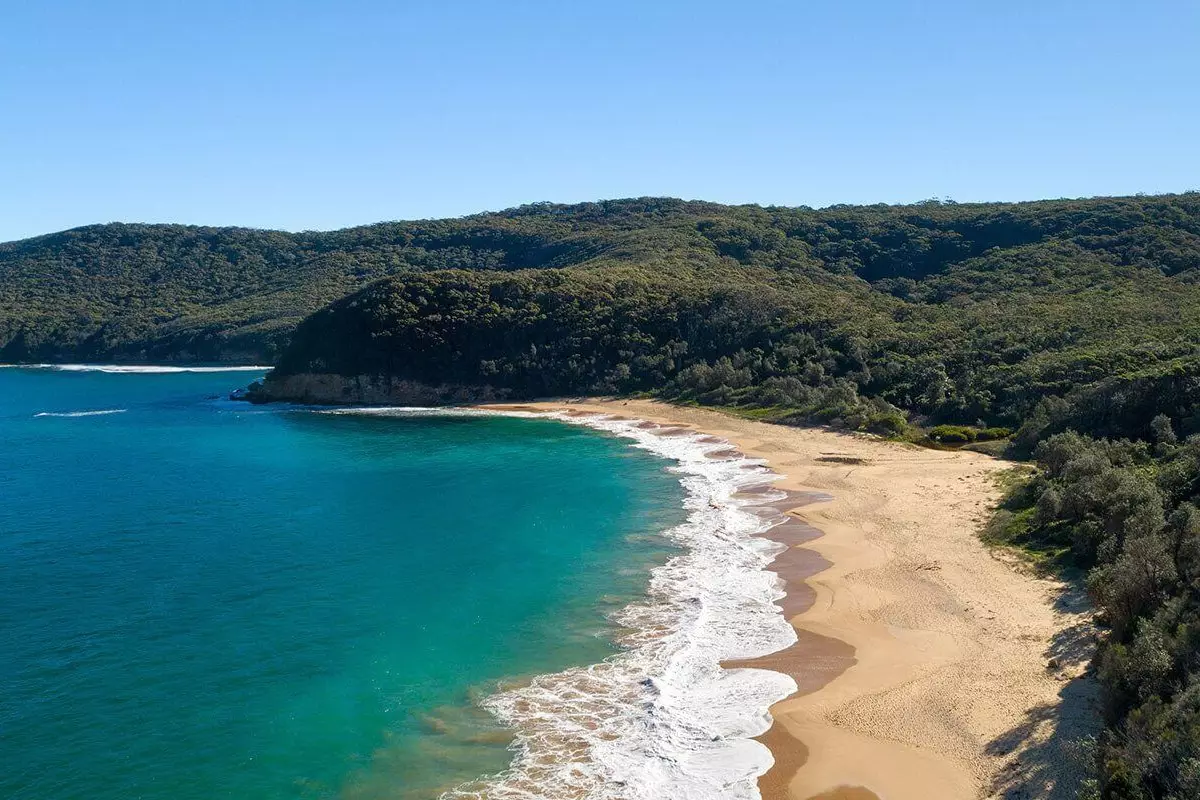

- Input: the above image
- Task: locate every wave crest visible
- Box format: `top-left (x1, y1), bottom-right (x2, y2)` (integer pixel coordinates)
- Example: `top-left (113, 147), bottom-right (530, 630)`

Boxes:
top-left (443, 412), bottom-right (798, 800)
top-left (2, 364), bottom-right (269, 373)
top-left (33, 409), bottom-right (127, 418)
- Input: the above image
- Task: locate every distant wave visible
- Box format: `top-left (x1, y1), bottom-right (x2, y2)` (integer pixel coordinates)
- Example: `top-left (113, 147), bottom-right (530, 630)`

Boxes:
top-left (444, 412), bottom-right (798, 800)
top-left (312, 406), bottom-right (493, 418)
top-left (1, 364), bottom-right (269, 373)
top-left (33, 409), bottom-right (127, 418)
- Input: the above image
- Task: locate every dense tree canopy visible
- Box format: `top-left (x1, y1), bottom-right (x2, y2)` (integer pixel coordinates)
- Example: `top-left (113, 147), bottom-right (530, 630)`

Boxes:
top-left (5, 192), bottom-right (1200, 371)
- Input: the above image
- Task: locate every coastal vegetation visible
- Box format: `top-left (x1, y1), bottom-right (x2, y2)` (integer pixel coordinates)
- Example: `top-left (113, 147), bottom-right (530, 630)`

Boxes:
top-left (7, 191), bottom-right (1200, 796)
top-left (989, 428), bottom-right (1200, 799)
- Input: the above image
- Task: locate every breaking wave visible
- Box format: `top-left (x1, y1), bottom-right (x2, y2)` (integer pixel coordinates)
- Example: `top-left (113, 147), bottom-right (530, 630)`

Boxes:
top-left (2, 364), bottom-right (269, 373)
top-left (33, 409), bottom-right (127, 418)
top-left (437, 410), bottom-right (799, 800)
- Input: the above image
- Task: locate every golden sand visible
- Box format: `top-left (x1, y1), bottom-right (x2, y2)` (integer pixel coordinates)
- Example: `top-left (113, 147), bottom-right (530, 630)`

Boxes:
top-left (490, 400), bottom-right (1099, 800)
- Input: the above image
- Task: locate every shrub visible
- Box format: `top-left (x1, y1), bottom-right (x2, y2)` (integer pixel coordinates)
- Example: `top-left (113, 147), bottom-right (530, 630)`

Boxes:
top-left (863, 411), bottom-right (909, 437)
top-left (928, 424), bottom-right (977, 444)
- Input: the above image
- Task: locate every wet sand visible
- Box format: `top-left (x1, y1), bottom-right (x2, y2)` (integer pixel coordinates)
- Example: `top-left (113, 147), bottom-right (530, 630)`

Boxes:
top-left (484, 399), bottom-right (1099, 800)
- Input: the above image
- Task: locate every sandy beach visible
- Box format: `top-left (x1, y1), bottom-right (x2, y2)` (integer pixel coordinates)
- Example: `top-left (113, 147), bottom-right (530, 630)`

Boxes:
top-left (487, 399), bottom-right (1099, 800)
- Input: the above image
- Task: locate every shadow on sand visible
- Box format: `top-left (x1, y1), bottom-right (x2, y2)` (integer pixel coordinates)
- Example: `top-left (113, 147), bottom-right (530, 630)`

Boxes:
top-left (986, 586), bottom-right (1101, 799)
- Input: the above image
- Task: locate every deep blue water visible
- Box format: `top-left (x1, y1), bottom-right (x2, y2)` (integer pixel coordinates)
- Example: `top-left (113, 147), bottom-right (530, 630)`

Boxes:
top-left (0, 368), bottom-right (684, 800)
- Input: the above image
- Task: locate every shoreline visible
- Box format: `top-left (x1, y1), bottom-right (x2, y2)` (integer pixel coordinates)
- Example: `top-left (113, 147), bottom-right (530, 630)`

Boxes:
top-left (448, 404), bottom-right (804, 798)
top-left (485, 400), bottom-right (1099, 800)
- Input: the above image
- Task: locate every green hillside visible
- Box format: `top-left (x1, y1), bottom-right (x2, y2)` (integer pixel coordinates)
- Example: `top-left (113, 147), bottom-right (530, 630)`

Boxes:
top-left (244, 195), bottom-right (1200, 446)
top-left (5, 193), bottom-right (1200, 372)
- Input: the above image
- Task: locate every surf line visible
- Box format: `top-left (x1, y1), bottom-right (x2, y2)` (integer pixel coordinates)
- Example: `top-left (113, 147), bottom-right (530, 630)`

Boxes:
top-left (439, 406), bottom-right (813, 800)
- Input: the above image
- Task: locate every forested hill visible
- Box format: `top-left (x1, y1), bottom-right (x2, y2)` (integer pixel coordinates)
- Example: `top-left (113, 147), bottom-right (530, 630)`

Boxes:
top-left (3, 193), bottom-right (1200, 366)
top-left (240, 193), bottom-right (1200, 441)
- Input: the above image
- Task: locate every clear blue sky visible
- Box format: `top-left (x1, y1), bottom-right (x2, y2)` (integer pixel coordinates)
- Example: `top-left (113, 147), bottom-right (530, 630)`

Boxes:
top-left (2, 0), bottom-right (1197, 242)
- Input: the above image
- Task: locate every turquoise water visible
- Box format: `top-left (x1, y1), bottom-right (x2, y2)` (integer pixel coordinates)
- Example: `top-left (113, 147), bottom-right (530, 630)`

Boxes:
top-left (0, 368), bottom-right (685, 800)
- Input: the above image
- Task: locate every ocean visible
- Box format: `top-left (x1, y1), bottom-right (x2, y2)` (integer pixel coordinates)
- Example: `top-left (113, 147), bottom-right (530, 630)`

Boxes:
top-left (0, 367), bottom-right (796, 800)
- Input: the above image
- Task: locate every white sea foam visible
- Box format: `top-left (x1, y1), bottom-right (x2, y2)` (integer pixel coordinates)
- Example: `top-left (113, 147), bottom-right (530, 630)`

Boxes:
top-left (313, 406), bottom-right (493, 418)
top-left (437, 411), bottom-right (800, 800)
top-left (296, 405), bottom-right (800, 797)
top-left (33, 409), bottom-right (127, 418)
top-left (1, 364), bottom-right (269, 373)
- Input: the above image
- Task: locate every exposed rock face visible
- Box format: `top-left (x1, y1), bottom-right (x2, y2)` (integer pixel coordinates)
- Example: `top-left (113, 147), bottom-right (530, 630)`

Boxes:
top-left (245, 372), bottom-right (511, 406)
